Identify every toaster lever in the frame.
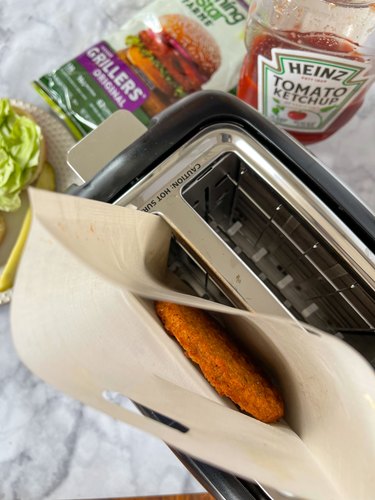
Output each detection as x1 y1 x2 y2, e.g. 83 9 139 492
67 110 147 184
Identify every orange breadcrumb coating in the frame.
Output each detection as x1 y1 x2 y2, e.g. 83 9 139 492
155 301 284 423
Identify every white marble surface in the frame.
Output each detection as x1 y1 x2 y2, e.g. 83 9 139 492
0 1 374 499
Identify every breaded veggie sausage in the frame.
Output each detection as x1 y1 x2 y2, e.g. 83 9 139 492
155 301 284 423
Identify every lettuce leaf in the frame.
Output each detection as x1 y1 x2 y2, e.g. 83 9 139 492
0 98 42 212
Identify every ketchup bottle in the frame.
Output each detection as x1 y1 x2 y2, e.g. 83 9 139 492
237 0 375 144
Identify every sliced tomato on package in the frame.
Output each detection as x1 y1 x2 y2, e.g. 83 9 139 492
34 0 250 138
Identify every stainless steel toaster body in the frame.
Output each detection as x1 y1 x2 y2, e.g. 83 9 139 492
70 91 375 500
115 124 375 342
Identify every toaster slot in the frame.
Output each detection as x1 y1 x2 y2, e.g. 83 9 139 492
162 238 279 500
168 238 232 307
181 152 375 347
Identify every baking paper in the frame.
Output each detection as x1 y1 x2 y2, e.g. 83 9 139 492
11 189 375 500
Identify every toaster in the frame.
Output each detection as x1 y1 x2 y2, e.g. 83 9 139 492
67 91 375 500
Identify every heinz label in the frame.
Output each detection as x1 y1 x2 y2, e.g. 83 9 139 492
257 48 370 133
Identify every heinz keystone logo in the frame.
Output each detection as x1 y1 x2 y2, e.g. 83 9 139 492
258 48 370 132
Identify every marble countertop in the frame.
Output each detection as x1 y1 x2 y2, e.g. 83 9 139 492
0 1 374 499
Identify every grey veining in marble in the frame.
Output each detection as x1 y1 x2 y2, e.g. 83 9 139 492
0 0 374 499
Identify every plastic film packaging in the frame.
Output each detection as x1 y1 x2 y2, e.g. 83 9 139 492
34 0 250 139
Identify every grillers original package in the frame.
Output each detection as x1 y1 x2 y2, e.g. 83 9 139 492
34 0 249 139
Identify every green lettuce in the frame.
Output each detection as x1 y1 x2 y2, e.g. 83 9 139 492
0 98 42 212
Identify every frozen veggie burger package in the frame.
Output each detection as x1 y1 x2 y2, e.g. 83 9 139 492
34 0 250 138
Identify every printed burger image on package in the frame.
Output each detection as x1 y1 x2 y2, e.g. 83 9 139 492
34 0 249 138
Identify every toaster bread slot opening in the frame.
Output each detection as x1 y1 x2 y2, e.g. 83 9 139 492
178 152 375 365
168 237 233 307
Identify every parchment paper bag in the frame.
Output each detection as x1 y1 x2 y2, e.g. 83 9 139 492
11 189 375 500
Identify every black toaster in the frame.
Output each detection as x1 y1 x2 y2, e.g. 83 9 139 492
68 90 375 500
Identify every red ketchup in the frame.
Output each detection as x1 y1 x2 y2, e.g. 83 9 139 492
237 31 368 144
